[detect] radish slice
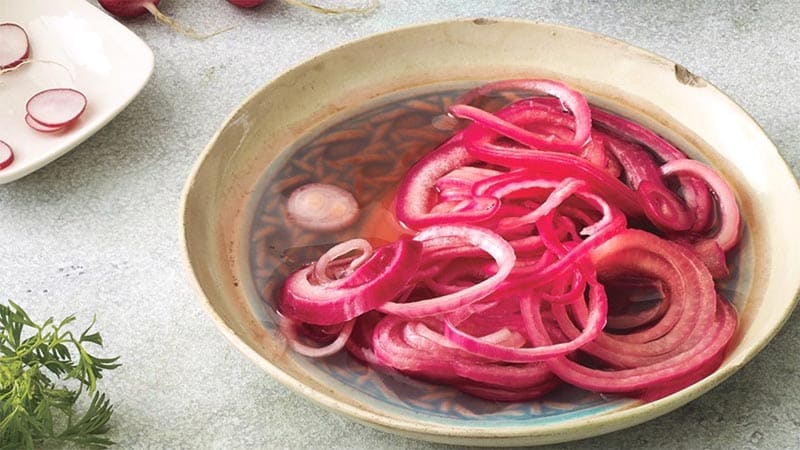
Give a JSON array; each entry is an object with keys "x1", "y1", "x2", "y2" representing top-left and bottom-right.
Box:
[
  {"x1": 286, "y1": 183, "x2": 359, "y2": 232},
  {"x1": 26, "y1": 88, "x2": 87, "y2": 127},
  {"x1": 0, "y1": 140, "x2": 14, "y2": 170},
  {"x1": 25, "y1": 114, "x2": 65, "y2": 133},
  {"x1": 0, "y1": 23, "x2": 30, "y2": 70}
]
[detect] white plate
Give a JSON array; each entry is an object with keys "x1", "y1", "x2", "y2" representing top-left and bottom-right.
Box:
[{"x1": 0, "y1": 0, "x2": 154, "y2": 184}]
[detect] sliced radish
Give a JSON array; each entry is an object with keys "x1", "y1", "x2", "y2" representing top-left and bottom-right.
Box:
[
  {"x1": 25, "y1": 114, "x2": 65, "y2": 133},
  {"x1": 26, "y1": 88, "x2": 87, "y2": 127},
  {"x1": 0, "y1": 140, "x2": 14, "y2": 170},
  {"x1": 0, "y1": 23, "x2": 30, "y2": 70}
]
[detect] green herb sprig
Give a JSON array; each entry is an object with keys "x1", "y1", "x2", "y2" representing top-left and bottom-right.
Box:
[{"x1": 0, "y1": 300, "x2": 120, "y2": 449}]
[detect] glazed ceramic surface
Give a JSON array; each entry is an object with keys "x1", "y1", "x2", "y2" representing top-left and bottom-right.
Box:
[
  {"x1": 0, "y1": 0, "x2": 153, "y2": 184},
  {"x1": 180, "y1": 19, "x2": 800, "y2": 446}
]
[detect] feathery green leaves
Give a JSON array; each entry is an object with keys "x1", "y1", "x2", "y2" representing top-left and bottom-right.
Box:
[{"x1": 0, "y1": 301, "x2": 120, "y2": 449}]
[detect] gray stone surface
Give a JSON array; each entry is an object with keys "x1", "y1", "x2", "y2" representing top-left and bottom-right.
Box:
[{"x1": 2, "y1": 0, "x2": 799, "y2": 448}]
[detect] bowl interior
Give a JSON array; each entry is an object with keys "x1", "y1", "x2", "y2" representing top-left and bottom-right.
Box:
[{"x1": 181, "y1": 19, "x2": 800, "y2": 446}]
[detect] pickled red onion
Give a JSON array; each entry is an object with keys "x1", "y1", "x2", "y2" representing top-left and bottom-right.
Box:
[{"x1": 276, "y1": 79, "x2": 741, "y2": 402}]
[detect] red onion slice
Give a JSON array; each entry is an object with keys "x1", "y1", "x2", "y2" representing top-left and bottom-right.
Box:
[
  {"x1": 661, "y1": 159, "x2": 741, "y2": 251},
  {"x1": 313, "y1": 239, "x2": 373, "y2": 285},
  {"x1": 463, "y1": 136, "x2": 643, "y2": 217},
  {"x1": 395, "y1": 137, "x2": 500, "y2": 230},
  {"x1": 590, "y1": 105, "x2": 714, "y2": 232},
  {"x1": 379, "y1": 225, "x2": 515, "y2": 318},
  {"x1": 280, "y1": 316, "x2": 355, "y2": 358},
  {"x1": 589, "y1": 229, "x2": 714, "y2": 347},
  {"x1": 444, "y1": 276, "x2": 607, "y2": 363},
  {"x1": 452, "y1": 79, "x2": 592, "y2": 151},
  {"x1": 535, "y1": 296, "x2": 736, "y2": 392},
  {"x1": 602, "y1": 133, "x2": 693, "y2": 232},
  {"x1": 274, "y1": 78, "x2": 742, "y2": 402},
  {"x1": 372, "y1": 316, "x2": 463, "y2": 380},
  {"x1": 482, "y1": 177, "x2": 586, "y2": 232},
  {"x1": 280, "y1": 239, "x2": 422, "y2": 325}
]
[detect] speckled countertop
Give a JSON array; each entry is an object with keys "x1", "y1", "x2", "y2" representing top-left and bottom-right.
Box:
[{"x1": 2, "y1": 0, "x2": 799, "y2": 448}]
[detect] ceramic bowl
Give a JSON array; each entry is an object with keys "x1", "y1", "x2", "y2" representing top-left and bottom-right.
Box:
[{"x1": 180, "y1": 19, "x2": 800, "y2": 446}]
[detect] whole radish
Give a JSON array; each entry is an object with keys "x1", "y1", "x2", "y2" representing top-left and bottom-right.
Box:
[
  {"x1": 227, "y1": 0, "x2": 265, "y2": 7},
  {"x1": 97, "y1": 0, "x2": 160, "y2": 18}
]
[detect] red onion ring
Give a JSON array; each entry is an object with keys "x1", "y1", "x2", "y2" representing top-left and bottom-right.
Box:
[{"x1": 276, "y1": 78, "x2": 741, "y2": 402}]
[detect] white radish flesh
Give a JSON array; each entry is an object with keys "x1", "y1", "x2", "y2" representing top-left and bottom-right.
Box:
[
  {"x1": 0, "y1": 141, "x2": 14, "y2": 170},
  {"x1": 26, "y1": 88, "x2": 87, "y2": 127},
  {"x1": 25, "y1": 114, "x2": 65, "y2": 133},
  {"x1": 0, "y1": 23, "x2": 30, "y2": 70}
]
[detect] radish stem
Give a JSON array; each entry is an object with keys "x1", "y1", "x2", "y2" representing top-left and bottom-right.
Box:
[
  {"x1": 284, "y1": 0, "x2": 379, "y2": 14},
  {"x1": 0, "y1": 59, "x2": 75, "y2": 81},
  {"x1": 141, "y1": 3, "x2": 232, "y2": 40}
]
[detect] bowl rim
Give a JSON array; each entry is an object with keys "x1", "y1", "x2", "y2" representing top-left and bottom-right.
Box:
[{"x1": 179, "y1": 17, "x2": 800, "y2": 445}]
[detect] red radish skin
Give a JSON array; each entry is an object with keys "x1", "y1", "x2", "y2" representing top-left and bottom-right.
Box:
[
  {"x1": 98, "y1": 0, "x2": 161, "y2": 18},
  {"x1": 26, "y1": 88, "x2": 87, "y2": 127},
  {"x1": 0, "y1": 141, "x2": 14, "y2": 170},
  {"x1": 0, "y1": 23, "x2": 30, "y2": 70},
  {"x1": 227, "y1": 0, "x2": 265, "y2": 8},
  {"x1": 25, "y1": 114, "x2": 65, "y2": 133}
]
